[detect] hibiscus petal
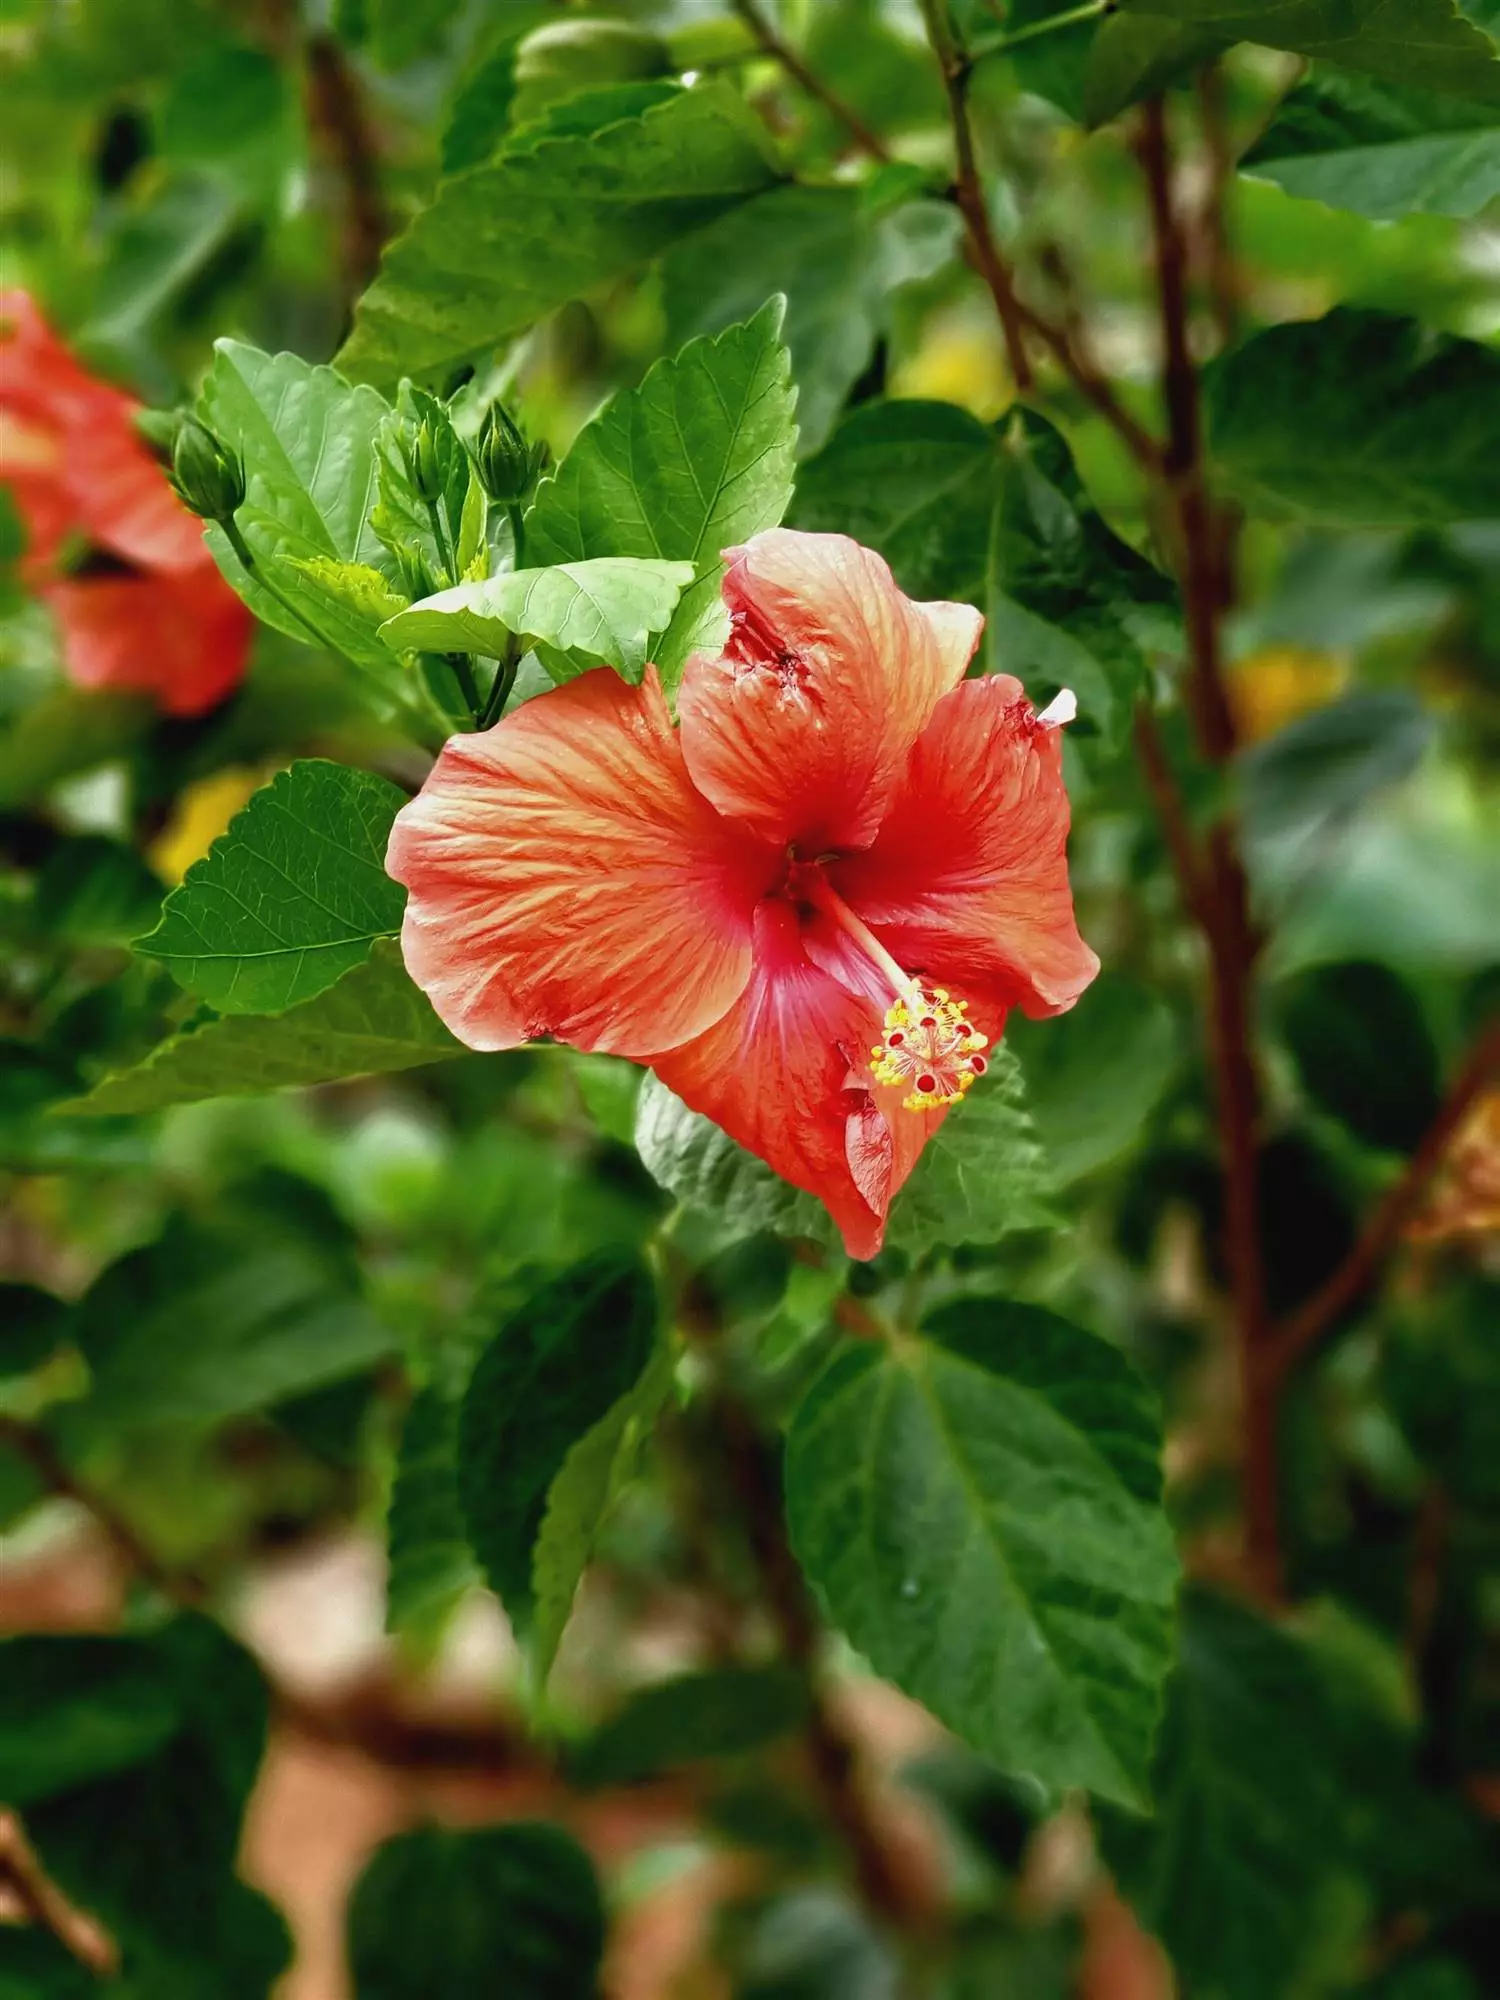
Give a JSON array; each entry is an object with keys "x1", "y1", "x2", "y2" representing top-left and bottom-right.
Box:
[
  {"x1": 387, "y1": 668, "x2": 777, "y2": 1058},
  {"x1": 678, "y1": 529, "x2": 982, "y2": 854},
  {"x1": 44, "y1": 570, "x2": 251, "y2": 718},
  {"x1": 832, "y1": 675, "x2": 1100, "y2": 1019},
  {"x1": 651, "y1": 900, "x2": 906, "y2": 1259}
]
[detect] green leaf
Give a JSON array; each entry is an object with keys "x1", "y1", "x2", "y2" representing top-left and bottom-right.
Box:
[
  {"x1": 786, "y1": 1300, "x2": 1178, "y2": 1809},
  {"x1": 1119, "y1": 0, "x2": 1500, "y2": 100},
  {"x1": 634, "y1": 1071, "x2": 837, "y2": 1245},
  {"x1": 1240, "y1": 689, "x2": 1435, "y2": 846},
  {"x1": 659, "y1": 186, "x2": 958, "y2": 455},
  {"x1": 526, "y1": 299, "x2": 799, "y2": 689},
  {"x1": 66, "y1": 1209, "x2": 396, "y2": 1431},
  {"x1": 530, "y1": 1341, "x2": 675, "y2": 1684},
  {"x1": 1082, "y1": 17, "x2": 1228, "y2": 127},
  {"x1": 1007, "y1": 974, "x2": 1178, "y2": 1183},
  {"x1": 369, "y1": 382, "x2": 486, "y2": 587},
  {"x1": 791, "y1": 397, "x2": 999, "y2": 603},
  {"x1": 32, "y1": 836, "x2": 163, "y2": 946},
  {"x1": 987, "y1": 411, "x2": 1178, "y2": 744},
  {"x1": 348, "y1": 1823, "x2": 606, "y2": 1999},
  {"x1": 0, "y1": 1636, "x2": 182, "y2": 1805},
  {"x1": 885, "y1": 1041, "x2": 1056, "y2": 1250},
  {"x1": 381, "y1": 557, "x2": 696, "y2": 682},
  {"x1": 336, "y1": 81, "x2": 779, "y2": 385},
  {"x1": 458, "y1": 1254, "x2": 659, "y2": 1616},
  {"x1": 1245, "y1": 68, "x2": 1500, "y2": 220},
  {"x1": 0, "y1": 1929, "x2": 97, "y2": 1999},
  {"x1": 1384, "y1": 1277, "x2": 1500, "y2": 1510},
  {"x1": 1208, "y1": 310, "x2": 1500, "y2": 524},
  {"x1": 0, "y1": 1282, "x2": 68, "y2": 1378},
  {"x1": 568, "y1": 1665, "x2": 808, "y2": 1787},
  {"x1": 385, "y1": 1383, "x2": 480, "y2": 1637},
  {"x1": 1100, "y1": 1590, "x2": 1346, "y2": 2000},
  {"x1": 1278, "y1": 959, "x2": 1441, "y2": 1152},
  {"x1": 61, "y1": 943, "x2": 464, "y2": 1118},
  {"x1": 135, "y1": 761, "x2": 408, "y2": 1014},
  {"x1": 197, "y1": 340, "x2": 398, "y2": 670},
  {"x1": 0, "y1": 688, "x2": 152, "y2": 810},
  {"x1": 735, "y1": 1890, "x2": 900, "y2": 2000}
]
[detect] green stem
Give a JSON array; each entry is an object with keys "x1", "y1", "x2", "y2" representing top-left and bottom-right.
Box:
[
  {"x1": 477, "y1": 632, "x2": 522, "y2": 730},
  {"x1": 447, "y1": 652, "x2": 482, "y2": 722},
  {"x1": 425, "y1": 495, "x2": 458, "y2": 586},
  {"x1": 507, "y1": 504, "x2": 526, "y2": 571},
  {"x1": 969, "y1": 0, "x2": 1110, "y2": 62}
]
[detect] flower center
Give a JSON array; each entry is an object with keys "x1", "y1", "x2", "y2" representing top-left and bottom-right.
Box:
[{"x1": 800, "y1": 871, "x2": 989, "y2": 1114}]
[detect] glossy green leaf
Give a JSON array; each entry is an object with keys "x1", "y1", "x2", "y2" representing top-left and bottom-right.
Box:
[
  {"x1": 791, "y1": 397, "x2": 999, "y2": 603},
  {"x1": 530, "y1": 1341, "x2": 675, "y2": 1685},
  {"x1": 1120, "y1": 0, "x2": 1500, "y2": 100},
  {"x1": 660, "y1": 186, "x2": 958, "y2": 454},
  {"x1": 634, "y1": 1072, "x2": 838, "y2": 1245},
  {"x1": 337, "y1": 81, "x2": 779, "y2": 385},
  {"x1": 66, "y1": 1210, "x2": 395, "y2": 1430},
  {"x1": 347, "y1": 1823, "x2": 606, "y2": 1999},
  {"x1": 198, "y1": 340, "x2": 397, "y2": 670},
  {"x1": 62, "y1": 943, "x2": 464, "y2": 1118},
  {"x1": 1101, "y1": 1591, "x2": 1346, "y2": 2000},
  {"x1": 381, "y1": 557, "x2": 696, "y2": 681},
  {"x1": 0, "y1": 1636, "x2": 182, "y2": 1804},
  {"x1": 569, "y1": 1665, "x2": 808, "y2": 1786},
  {"x1": 1246, "y1": 68, "x2": 1500, "y2": 219},
  {"x1": 458, "y1": 1254, "x2": 659, "y2": 1615},
  {"x1": 786, "y1": 1300, "x2": 1179, "y2": 1808},
  {"x1": 136, "y1": 761, "x2": 408, "y2": 1014},
  {"x1": 527, "y1": 299, "x2": 798, "y2": 688},
  {"x1": 1007, "y1": 975, "x2": 1179, "y2": 1183},
  {"x1": 885, "y1": 1042, "x2": 1056, "y2": 1249},
  {"x1": 1208, "y1": 311, "x2": 1500, "y2": 525}
]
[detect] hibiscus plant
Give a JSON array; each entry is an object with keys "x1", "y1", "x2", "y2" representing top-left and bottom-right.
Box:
[{"x1": 2, "y1": 2, "x2": 1498, "y2": 1997}]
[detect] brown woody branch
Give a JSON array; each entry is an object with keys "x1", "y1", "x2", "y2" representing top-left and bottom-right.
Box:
[
  {"x1": 1266, "y1": 1019, "x2": 1500, "y2": 1382},
  {"x1": 0, "y1": 1810, "x2": 119, "y2": 1976},
  {"x1": 731, "y1": 0, "x2": 893, "y2": 162}
]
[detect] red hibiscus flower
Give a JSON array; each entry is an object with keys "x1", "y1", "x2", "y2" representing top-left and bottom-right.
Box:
[
  {"x1": 0, "y1": 289, "x2": 251, "y2": 717},
  {"x1": 387, "y1": 529, "x2": 1098, "y2": 1257}
]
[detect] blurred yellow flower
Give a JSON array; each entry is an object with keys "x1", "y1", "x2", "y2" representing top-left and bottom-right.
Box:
[
  {"x1": 1227, "y1": 644, "x2": 1349, "y2": 745},
  {"x1": 149, "y1": 766, "x2": 272, "y2": 883},
  {"x1": 891, "y1": 313, "x2": 1015, "y2": 420}
]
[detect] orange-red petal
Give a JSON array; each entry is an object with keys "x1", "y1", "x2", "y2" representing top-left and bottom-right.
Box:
[
  {"x1": 650, "y1": 900, "x2": 901, "y2": 1259},
  {"x1": 677, "y1": 529, "x2": 982, "y2": 854},
  {"x1": 387, "y1": 668, "x2": 778, "y2": 1058},
  {"x1": 44, "y1": 569, "x2": 252, "y2": 718},
  {"x1": 832, "y1": 674, "x2": 1099, "y2": 1020}
]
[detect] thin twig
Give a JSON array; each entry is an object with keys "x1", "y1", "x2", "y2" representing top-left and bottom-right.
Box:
[
  {"x1": 1268, "y1": 1020, "x2": 1500, "y2": 1380},
  {"x1": 0, "y1": 1811, "x2": 119, "y2": 1976},
  {"x1": 731, "y1": 0, "x2": 892, "y2": 162},
  {"x1": 304, "y1": 31, "x2": 390, "y2": 305},
  {"x1": 1195, "y1": 64, "x2": 1240, "y2": 351}
]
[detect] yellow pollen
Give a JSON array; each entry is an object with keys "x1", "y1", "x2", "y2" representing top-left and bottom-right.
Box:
[{"x1": 868, "y1": 982, "x2": 990, "y2": 1112}]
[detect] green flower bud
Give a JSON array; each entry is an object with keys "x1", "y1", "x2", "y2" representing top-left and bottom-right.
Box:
[
  {"x1": 475, "y1": 403, "x2": 548, "y2": 506},
  {"x1": 134, "y1": 406, "x2": 185, "y2": 465},
  {"x1": 393, "y1": 543, "x2": 440, "y2": 604},
  {"x1": 412, "y1": 418, "x2": 445, "y2": 503},
  {"x1": 169, "y1": 418, "x2": 246, "y2": 522}
]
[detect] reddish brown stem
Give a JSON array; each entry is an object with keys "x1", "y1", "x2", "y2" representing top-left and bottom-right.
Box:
[
  {"x1": 731, "y1": 0, "x2": 892, "y2": 162},
  {"x1": 1267, "y1": 1020, "x2": 1500, "y2": 1381},
  {"x1": 304, "y1": 32, "x2": 389, "y2": 306}
]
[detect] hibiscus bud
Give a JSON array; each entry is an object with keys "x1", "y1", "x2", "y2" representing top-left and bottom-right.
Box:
[
  {"x1": 169, "y1": 418, "x2": 245, "y2": 522},
  {"x1": 393, "y1": 543, "x2": 440, "y2": 604},
  {"x1": 475, "y1": 403, "x2": 548, "y2": 505},
  {"x1": 412, "y1": 418, "x2": 445, "y2": 504}
]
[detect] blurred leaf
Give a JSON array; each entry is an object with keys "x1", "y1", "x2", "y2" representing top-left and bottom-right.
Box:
[
  {"x1": 791, "y1": 397, "x2": 998, "y2": 602},
  {"x1": 1385, "y1": 1278, "x2": 1500, "y2": 1509},
  {"x1": 1120, "y1": 0, "x2": 1500, "y2": 98},
  {"x1": 660, "y1": 187, "x2": 958, "y2": 455},
  {"x1": 0, "y1": 1929, "x2": 97, "y2": 1998},
  {"x1": 734, "y1": 1888, "x2": 900, "y2": 1999},
  {"x1": 1245, "y1": 69, "x2": 1500, "y2": 220},
  {"x1": 511, "y1": 19, "x2": 672, "y2": 129},
  {"x1": 67, "y1": 1209, "x2": 394, "y2": 1430},
  {"x1": 531, "y1": 1341, "x2": 675, "y2": 1684},
  {"x1": 86, "y1": 171, "x2": 242, "y2": 347},
  {"x1": 137, "y1": 761, "x2": 407, "y2": 1014},
  {"x1": 1240, "y1": 689, "x2": 1435, "y2": 845},
  {"x1": 62, "y1": 942, "x2": 464, "y2": 1117},
  {"x1": 1083, "y1": 17, "x2": 1228, "y2": 127},
  {"x1": 32, "y1": 837, "x2": 163, "y2": 946},
  {"x1": 569, "y1": 1665, "x2": 808, "y2": 1786},
  {"x1": 386, "y1": 1382, "x2": 481, "y2": 1636},
  {"x1": 1208, "y1": 310, "x2": 1500, "y2": 525},
  {"x1": 198, "y1": 341, "x2": 398, "y2": 670},
  {"x1": 347, "y1": 1823, "x2": 606, "y2": 1998},
  {"x1": 337, "y1": 82, "x2": 779, "y2": 385},
  {"x1": 0, "y1": 1636, "x2": 181, "y2": 1804},
  {"x1": 1278, "y1": 959, "x2": 1441, "y2": 1151},
  {"x1": 527, "y1": 299, "x2": 798, "y2": 689},
  {"x1": 786, "y1": 1300, "x2": 1178, "y2": 1809},
  {"x1": 364, "y1": 0, "x2": 458, "y2": 70},
  {"x1": 1008, "y1": 975, "x2": 1178, "y2": 1183},
  {"x1": 382, "y1": 558, "x2": 695, "y2": 681},
  {"x1": 0, "y1": 1283, "x2": 67, "y2": 1377},
  {"x1": 458, "y1": 1254, "x2": 658, "y2": 1616},
  {"x1": 0, "y1": 688, "x2": 151, "y2": 809},
  {"x1": 1101, "y1": 1590, "x2": 1347, "y2": 2000},
  {"x1": 885, "y1": 1041, "x2": 1056, "y2": 1249}
]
